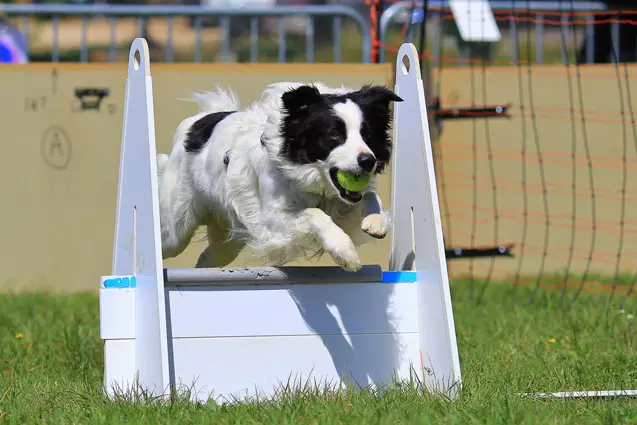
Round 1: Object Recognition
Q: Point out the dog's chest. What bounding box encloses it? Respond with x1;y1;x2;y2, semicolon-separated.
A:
318;197;357;219
286;192;352;217
289;191;322;210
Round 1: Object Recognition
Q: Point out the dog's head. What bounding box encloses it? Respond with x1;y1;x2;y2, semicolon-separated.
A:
277;83;403;204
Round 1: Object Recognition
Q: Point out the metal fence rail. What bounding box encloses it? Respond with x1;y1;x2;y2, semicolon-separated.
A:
0;4;371;63
1;2;623;65
378;0;611;64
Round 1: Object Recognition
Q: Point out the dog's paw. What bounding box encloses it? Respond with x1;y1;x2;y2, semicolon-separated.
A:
362;213;389;239
323;234;362;272
331;248;362;272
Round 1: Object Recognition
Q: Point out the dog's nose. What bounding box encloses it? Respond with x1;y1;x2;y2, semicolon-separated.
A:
357;153;377;173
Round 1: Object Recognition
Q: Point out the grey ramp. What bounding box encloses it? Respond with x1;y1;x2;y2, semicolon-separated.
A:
164;264;383;286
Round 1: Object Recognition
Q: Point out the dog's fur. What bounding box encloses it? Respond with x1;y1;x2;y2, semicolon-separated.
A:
157;81;403;271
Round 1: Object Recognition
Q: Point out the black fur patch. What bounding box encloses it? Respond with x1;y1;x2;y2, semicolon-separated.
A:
278;84;402;173
184;111;236;153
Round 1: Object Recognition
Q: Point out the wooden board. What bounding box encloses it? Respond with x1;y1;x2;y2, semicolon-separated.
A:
431;64;637;282
0;63;392;292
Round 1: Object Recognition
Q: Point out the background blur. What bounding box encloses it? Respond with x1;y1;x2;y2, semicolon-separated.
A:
0;0;633;64
2;0;637;307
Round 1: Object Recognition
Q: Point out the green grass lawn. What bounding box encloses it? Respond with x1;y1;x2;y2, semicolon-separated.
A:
0;280;635;424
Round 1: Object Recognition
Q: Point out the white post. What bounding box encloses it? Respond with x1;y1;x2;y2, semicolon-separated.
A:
110;38;170;399
390;43;462;397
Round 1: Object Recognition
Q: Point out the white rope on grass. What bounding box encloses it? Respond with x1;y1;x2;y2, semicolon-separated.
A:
520;390;637;399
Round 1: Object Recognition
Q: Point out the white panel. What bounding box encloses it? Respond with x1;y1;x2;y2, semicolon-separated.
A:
390;43;462;398
167;282;419;338
103;339;136;398
110;38;170;399
99;287;135;339
171;333;421;403
136;275;169;395
100;282;419;339
449;0;501;42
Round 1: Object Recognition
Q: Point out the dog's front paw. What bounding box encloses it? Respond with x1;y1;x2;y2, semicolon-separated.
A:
362;213;389;239
331;248;362;272
323;235;362;272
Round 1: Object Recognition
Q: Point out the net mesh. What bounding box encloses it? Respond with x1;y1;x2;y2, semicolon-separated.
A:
372;1;637;310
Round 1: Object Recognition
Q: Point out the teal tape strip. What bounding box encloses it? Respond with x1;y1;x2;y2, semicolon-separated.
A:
103;276;137;288
381;271;417;283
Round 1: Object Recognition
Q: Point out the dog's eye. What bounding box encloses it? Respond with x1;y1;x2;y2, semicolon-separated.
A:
330;131;341;141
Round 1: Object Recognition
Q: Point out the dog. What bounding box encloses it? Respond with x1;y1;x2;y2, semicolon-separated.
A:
157;81;403;271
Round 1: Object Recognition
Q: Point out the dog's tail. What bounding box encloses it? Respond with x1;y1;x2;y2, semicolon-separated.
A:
188;86;240;114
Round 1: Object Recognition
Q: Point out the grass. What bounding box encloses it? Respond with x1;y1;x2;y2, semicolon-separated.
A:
0;280;635;424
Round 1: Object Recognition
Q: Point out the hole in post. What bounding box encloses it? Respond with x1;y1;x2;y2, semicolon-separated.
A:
133;50;141;71
410;206;416;271
401;55;410;75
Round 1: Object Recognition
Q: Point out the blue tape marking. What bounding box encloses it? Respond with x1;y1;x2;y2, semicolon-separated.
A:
381;271;417;283
103;276;137;288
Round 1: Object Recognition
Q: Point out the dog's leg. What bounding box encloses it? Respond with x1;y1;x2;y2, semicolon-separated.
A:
252;208;361;271
360;191;390;240
157;150;202;259
303;208;362;272
195;219;246;268
160;206;200;259
195;241;245;268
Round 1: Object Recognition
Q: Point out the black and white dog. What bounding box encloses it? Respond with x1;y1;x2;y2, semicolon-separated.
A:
157;82;403;271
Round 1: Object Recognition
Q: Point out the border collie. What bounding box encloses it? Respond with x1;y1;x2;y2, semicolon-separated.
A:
157;82;403;271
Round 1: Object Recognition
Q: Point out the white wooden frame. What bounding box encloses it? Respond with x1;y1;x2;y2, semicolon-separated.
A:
99;39;461;404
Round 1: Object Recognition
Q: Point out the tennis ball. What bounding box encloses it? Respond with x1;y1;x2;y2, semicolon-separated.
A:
336;170;371;192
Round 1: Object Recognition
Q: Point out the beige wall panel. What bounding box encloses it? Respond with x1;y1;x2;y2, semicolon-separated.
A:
432;65;637;281
0;63;393;292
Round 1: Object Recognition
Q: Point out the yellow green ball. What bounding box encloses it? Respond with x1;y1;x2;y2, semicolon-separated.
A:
336;170;371;192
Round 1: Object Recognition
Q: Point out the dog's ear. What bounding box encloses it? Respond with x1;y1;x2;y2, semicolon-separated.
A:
358;85;403;104
281;85;323;112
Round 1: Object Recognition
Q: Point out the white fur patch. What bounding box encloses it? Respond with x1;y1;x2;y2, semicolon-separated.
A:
326;100;374;173
332;100;363;134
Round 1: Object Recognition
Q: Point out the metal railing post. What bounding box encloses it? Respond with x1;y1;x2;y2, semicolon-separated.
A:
1;4;372;64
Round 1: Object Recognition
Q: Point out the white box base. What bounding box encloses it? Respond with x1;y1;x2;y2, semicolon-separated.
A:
101;280;427;403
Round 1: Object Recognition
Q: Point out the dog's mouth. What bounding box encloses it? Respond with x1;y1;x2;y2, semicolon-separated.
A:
329;168;364;204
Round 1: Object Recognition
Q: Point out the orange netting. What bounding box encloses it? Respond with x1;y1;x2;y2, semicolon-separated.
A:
367;2;637;307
